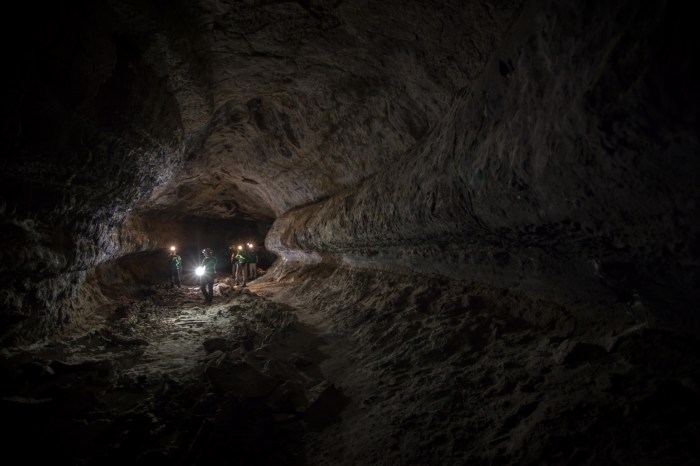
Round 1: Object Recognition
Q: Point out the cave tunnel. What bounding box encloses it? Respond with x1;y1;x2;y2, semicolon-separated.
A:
1;0;699;464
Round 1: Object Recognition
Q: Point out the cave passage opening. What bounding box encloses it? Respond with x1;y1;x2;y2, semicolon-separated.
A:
2;0;700;463
112;210;278;290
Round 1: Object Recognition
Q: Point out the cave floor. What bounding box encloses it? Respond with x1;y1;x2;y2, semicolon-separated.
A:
0;282;332;465
2;271;700;465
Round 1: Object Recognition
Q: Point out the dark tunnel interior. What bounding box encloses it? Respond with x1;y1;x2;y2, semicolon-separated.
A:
1;0;699;464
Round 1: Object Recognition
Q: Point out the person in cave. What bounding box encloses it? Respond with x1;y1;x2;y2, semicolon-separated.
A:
229;245;238;278
199;248;217;303
168;249;182;288
246;243;258;281
232;245;248;287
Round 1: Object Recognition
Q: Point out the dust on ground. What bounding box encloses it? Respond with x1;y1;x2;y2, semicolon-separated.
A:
2;267;700;465
0;281;337;465
256;264;700;466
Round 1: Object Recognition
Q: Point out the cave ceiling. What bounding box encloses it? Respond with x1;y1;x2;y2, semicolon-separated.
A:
147;0;523;222
4;0;521;224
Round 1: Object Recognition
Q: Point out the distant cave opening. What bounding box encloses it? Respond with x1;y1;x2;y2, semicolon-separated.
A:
109;211;277;291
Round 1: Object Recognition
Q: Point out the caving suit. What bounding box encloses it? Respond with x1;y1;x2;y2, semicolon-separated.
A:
200;256;217;302
246;249;258;280
169;254;182;288
234;252;247;286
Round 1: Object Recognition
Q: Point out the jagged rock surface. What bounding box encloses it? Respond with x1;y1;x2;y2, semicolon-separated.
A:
1;0;699;464
2;0;520;340
266;0;700;321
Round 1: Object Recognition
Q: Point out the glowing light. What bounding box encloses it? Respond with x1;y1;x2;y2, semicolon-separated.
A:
195;266;205;276
237;245;243;250
170;246;176;251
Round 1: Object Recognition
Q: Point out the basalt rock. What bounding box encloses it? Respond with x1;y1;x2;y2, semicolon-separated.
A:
0;0;699;463
2;0;522;341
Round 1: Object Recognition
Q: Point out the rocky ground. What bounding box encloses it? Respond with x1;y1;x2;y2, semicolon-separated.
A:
1;280;326;465
2;267;700;465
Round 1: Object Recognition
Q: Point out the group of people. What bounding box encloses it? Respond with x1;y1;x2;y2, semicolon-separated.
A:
166;243;259;304
230;243;258;287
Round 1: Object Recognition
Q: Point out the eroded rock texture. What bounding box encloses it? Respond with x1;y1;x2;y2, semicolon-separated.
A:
268;0;700;318
1;0;699;464
2;0;519;341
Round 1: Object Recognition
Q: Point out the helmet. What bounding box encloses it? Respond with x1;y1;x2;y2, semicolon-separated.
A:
202;248;213;255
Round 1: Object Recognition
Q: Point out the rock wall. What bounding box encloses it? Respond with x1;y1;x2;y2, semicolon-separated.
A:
266;0;700;322
0;0;188;343
2;0;698;342
1;0;521;343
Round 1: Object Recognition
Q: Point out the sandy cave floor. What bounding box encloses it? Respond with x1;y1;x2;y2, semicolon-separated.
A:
1;281;334;465
1;271;700;465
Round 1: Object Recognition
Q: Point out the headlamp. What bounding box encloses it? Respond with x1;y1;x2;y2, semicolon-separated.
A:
195;266;205;276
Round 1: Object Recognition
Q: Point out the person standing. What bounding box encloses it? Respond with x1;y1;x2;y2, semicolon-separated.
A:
246;243;258;281
230;245;238;279
168;248;182;288
199;248;217;303
233;245;248;287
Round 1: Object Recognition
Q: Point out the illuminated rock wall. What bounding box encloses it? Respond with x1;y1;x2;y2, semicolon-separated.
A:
267;0;700;319
2;0;698;341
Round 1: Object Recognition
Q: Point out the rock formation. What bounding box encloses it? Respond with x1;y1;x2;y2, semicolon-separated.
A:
1;0;698;464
